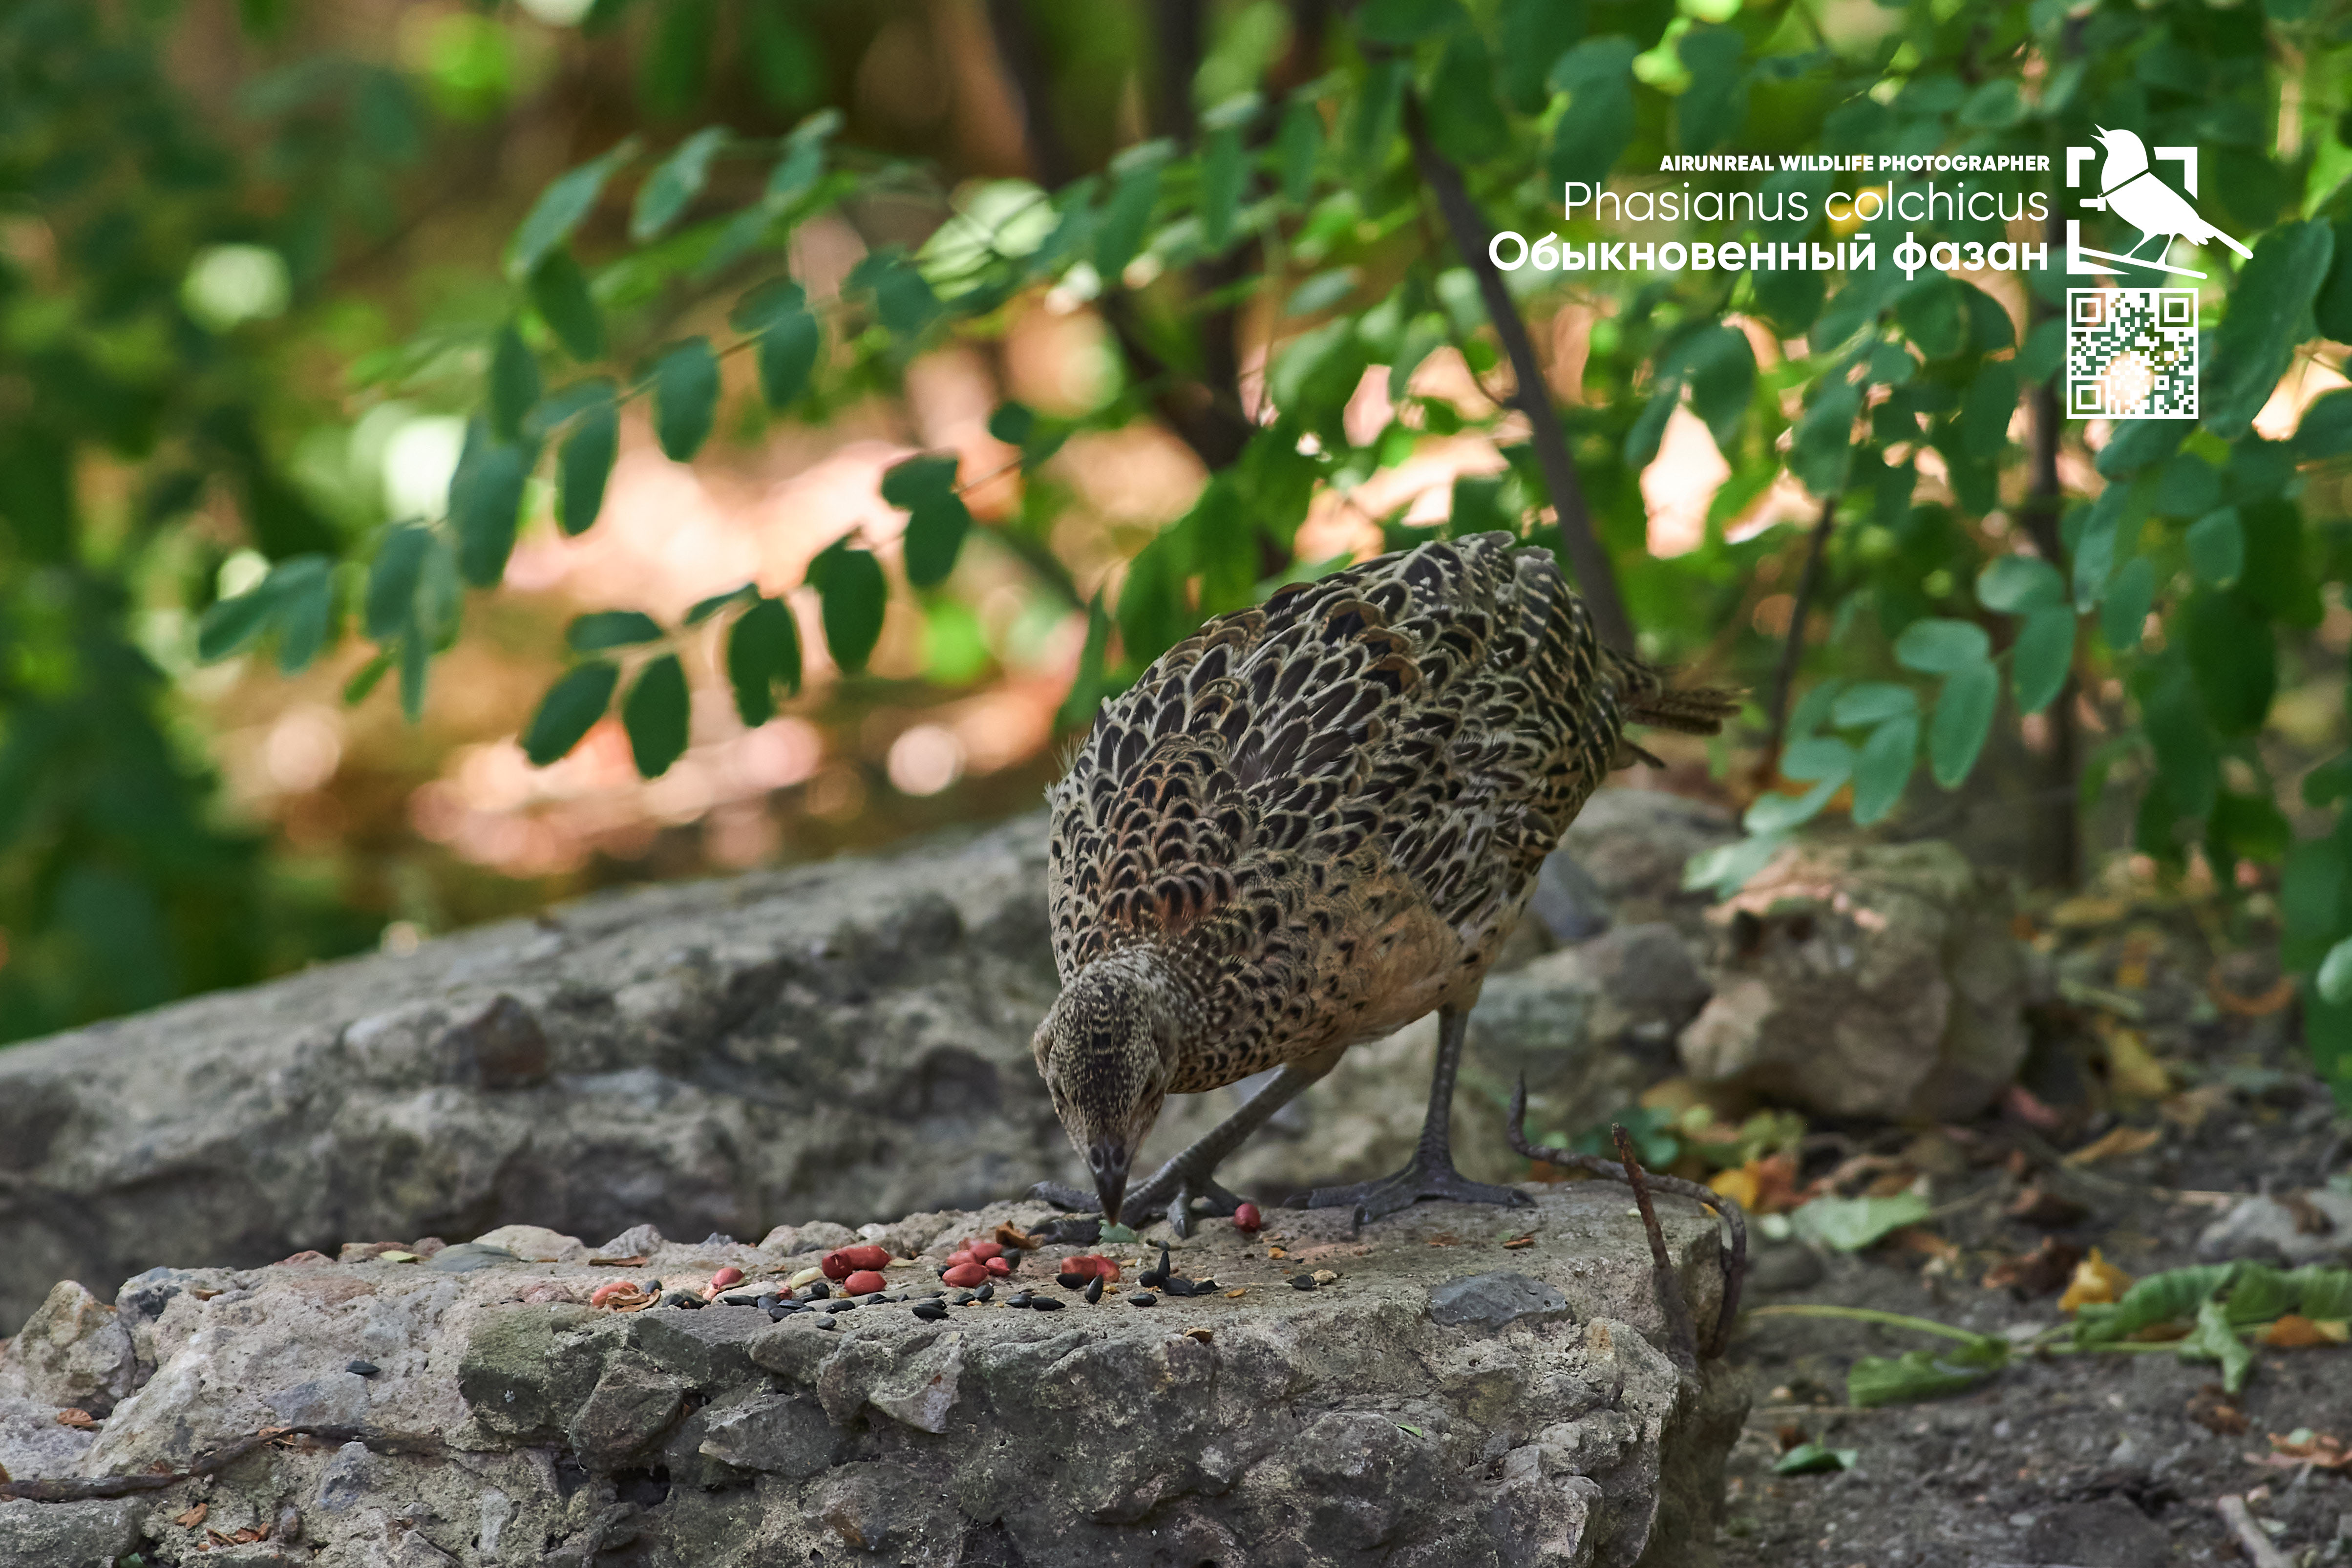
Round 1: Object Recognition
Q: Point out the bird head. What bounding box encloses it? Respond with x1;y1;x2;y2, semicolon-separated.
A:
2093;126;2148;169
1032;963;1175;1225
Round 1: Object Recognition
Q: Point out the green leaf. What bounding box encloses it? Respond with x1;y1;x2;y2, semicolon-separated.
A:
2204;219;2335;440
652;337;720;461
1743;777;1840;834
1199;122;1246;252
1831;682;1917;728
567;610;664;650
808;538;886;673
2296;1267;2352;1321
2093;418;2185;483
1547;38;1636;188
1788;376;1861;498
1497;0;1586;112
685;583;755;626
904;494;973;589
621;652;690;777
1781;735;1854;784
1683;831;1786;898
557;399;618;537
1275;96;1324;205
487;324;540;444
1356;0;1465;43
726;595;801;726
1849;1341;2005;1408
2138;652;2219;822
1977;555;2064;614
1675;25;1747;153
752;307;820;409
2071;486;2129;610
631;126;727;242
1424;33;1511;165
1851;713;1917;826
2292;388;2352;459
2304;754;2352;809
1094;149;1166;281
2319;938;2352;1006
528;250;605;361
1960;360;2017;462
2185;508;2244;587
2101;555;2157;653
507;138;639;281
2182;589;2276;737
448;426;530;587
2012;605;2074;715
1772;1442;1859;1476
522;660;619;764
365;525;431;641
343;648;395;705
273;559;336;674
1895;275;1965;360
1791;1191;1930;1252
1893;618;1990;674
1928;659;1997;788
880;452;959;508
2179;1297;2254;1396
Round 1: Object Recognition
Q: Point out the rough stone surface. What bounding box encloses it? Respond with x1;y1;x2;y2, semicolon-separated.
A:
0;790;1726;1335
1675;840;2028;1121
2194;1189;2352;1266
0;1280;138;1415
0;1188;1741;1567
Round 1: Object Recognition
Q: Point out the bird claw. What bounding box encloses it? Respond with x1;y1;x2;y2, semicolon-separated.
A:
1028;1180;1100;1211
1293;1156;1532;1225
1125;1168;1244;1239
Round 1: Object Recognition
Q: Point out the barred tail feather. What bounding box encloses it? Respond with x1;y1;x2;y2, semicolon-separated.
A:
1605;651;1744;736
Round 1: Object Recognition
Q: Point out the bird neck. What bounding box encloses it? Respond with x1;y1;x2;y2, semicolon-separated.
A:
1084;942;1214;1061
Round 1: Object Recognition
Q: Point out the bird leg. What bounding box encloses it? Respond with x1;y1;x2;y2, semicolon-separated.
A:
1031;1054;1338;1238
1295;1005;1531;1226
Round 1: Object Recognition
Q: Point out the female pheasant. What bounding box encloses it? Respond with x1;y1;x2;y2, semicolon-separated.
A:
1031;531;1738;1234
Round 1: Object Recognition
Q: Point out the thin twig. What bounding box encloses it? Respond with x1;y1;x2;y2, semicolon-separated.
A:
1399;93;1632;653
1508;1076;1745;1358
1614;1122;1699;1374
2216;1494;2296;1568
0;1424;444;1503
1763;492;1839;764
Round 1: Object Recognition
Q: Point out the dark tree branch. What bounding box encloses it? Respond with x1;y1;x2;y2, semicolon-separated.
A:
984;0;1077;187
1614;1122;1699;1375
1400;92;1634;652
1147;0;1204;146
1763;493;1839;763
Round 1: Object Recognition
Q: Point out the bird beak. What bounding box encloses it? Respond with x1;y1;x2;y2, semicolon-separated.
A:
1089;1140;1129;1226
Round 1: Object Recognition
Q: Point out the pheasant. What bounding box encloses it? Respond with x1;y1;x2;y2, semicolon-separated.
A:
1030;531;1739;1235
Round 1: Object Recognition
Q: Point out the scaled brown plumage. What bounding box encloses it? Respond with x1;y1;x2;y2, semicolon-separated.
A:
1031;531;1738;1231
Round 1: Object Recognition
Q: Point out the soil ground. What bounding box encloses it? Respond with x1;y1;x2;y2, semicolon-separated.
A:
1708;905;2351;1568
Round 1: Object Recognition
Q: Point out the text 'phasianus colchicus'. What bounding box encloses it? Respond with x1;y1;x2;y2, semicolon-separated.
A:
1030;532;1738;1233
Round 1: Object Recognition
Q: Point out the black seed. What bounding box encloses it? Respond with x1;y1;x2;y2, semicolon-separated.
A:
1157;1244;1172;1277
1139;1269;1168;1289
1290;1273;1317;1291
1084;1275;1104;1304
755;1293;781;1311
1058;1271;1088;1290
1007;1291;1033;1308
976;1283;995;1302
800;1285;831;1303
912;1302;948;1321
813;1314;839;1330
949;1292;976;1306
719;1294;759;1307
345;1360;379;1377
825;1299;858;1313
767;1306;793;1323
1129;1292;1158;1307
1031;1296;1065;1312
663;1291;704;1309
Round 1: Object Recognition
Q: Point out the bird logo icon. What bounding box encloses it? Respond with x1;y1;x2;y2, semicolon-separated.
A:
2068;128;2248;279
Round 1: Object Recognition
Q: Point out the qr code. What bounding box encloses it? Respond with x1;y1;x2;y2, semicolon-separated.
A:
2066;288;2197;420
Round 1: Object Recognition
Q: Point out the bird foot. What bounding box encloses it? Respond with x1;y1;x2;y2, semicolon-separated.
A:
1124;1165;1244;1240
1029;1180;1098;1211
1293;1153;1532;1228
1028;1169;1245;1239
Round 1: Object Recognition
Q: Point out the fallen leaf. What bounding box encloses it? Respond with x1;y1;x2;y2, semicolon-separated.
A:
1223;1288;1247;1299
1772;1441;1859;1475
2007;1184;2090;1228
2260;1314;2350;1348
1265;1246;1288;1259
1500;1232;1536;1250
2210;966;2296;1017
231;1526;266;1544
1889;1228;1961;1265
1183;1327;1212;1342
2278;1193;2338;1237
1774;1424;1810;1453
2100;1024;2172;1100
1397;1422;1425;1438
2260;1429;2352;1468
1711;1152;1803;1214
1790;1192;1931;1252
1424;1233;1459;1247
993;1223;1039;1250
586;1255;646;1268
173;1503;208;1529
53;1408;95;1429
2057;1247;2132;1313
1986;1236;2085;1297
189;1287;223;1301
2187;1384;2248;1435
2002;1083;2066;1130
2160;1084;2232;1131
2064;1125;2163;1166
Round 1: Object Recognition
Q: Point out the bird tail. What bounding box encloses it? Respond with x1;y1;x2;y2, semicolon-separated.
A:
1605;650;1745;736
2210;227;2253;260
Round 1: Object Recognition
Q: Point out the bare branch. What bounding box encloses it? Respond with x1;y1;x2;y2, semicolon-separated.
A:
1763;493;1839;763
1400;92;1633;652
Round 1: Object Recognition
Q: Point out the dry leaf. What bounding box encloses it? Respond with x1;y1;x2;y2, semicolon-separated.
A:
1424;1233;1459;1247
173;1503;208;1529
2259;1430;2352;1468
1501;1232;1537;1250
2058;1247;2133;1314
2261;1315;2351;1348
1984;1236;2084;1296
1183;1327;1212;1342
1265;1246;1288;1259
231;1526;266;1544
2160;1084;2231;1131
2100;1024;2172;1100
1888;1228;1960;1265
1223;1288;1246;1298
2064;1124;2163;1166
993;1223;1039;1250
2189;1387;2249;1436
1711;1152;1803;1215
586;1255;646;1268
53;1408;95;1429
2210;966;2296;1017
